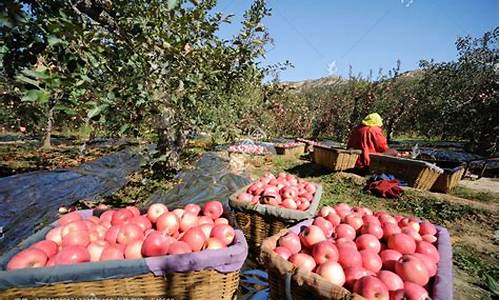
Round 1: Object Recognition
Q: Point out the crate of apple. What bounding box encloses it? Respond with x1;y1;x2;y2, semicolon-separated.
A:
5;201;238;271
236;172;318;211
228;144;269;155
275;142;305;149
263;203;449;300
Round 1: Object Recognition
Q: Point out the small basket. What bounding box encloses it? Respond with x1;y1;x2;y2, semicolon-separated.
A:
275;143;306;156
312;145;361;171
424;160;465;193
0;209;246;299
229;184;322;259
369;154;443;191
261;219;453;300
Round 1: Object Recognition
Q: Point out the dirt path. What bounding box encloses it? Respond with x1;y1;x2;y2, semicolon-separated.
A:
459;177;499;194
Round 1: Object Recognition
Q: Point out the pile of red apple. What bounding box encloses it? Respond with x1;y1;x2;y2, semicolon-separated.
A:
273;203;441;300
236;172;316;211
275;142;304;149
6;201;236;271
228;144;269;155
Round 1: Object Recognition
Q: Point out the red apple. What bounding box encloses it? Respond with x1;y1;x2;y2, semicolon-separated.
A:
379;214;397;225
129;215;152;232
100;245;125;261
387;233;416;254
313;217;334;237
62;230;90;248
298;200;310;211
184;203;201;216
141;231;171;257
180;212;199;232
58;212;82;226
335;238;357;249
281;198;298;209
198;216;214;225
124;239;144;259
395;255;430;286
411;253;437;277
318;206;336;218
312;240;339;264
89;224;108;242
344;267;374;288
363;215;382;227
198;223;214;239
422;234;437;243
61;221;88;237
356;234;382;253
273;246;293;260
157;212;180;236
88;240;108;262
360;249;383;273
419;221;437;236
172;208;184;219
86;216;101;224
99;210;115;224
117;223;144;245
300;225;326;248
326;213;341;227
316;261;345;286
214;218;229;225
415;241;440;263
105;225;122;244
181;227;207;251
289;253;316;272
281;186;298;199
210;224;235;246
31;240;58;257
7;248;48;270
147;203;169;223
54;246;90;265
360;223;383;240
305;183;316;194
377;270;404;291
111;208;134;225
46;226;63;245
335;224;356;241
337;247;362;269
353;275;389;300
279;232;302;254
382;223;402;240
126;206;141;217
168;241;193;255
238;192;253;202
401;227;422;242
203;201;224;220
204;237;226;250
344;213;364;231
380;249;403;271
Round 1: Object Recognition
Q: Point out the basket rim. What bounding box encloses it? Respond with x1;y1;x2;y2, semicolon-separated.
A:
312;144;362;154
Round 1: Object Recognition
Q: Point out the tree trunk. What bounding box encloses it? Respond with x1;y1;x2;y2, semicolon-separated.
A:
155;104;186;174
41;106;55;149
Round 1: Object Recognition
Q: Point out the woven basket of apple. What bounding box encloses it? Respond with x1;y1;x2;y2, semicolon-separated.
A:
312;145;362;171
229;172;322;260
0;201;247;299
275;142;306;156
260;203;453;300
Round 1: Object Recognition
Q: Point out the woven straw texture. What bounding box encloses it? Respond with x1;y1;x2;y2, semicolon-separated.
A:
369;154;442;191
312;146;361;171
261;227;363;300
431;166;465;193
1;270;239;299
275;144;306;156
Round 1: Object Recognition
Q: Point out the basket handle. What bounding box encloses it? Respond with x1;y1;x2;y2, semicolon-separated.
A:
285;271;294;300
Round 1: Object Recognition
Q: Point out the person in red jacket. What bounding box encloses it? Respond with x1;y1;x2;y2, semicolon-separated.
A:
347;113;398;172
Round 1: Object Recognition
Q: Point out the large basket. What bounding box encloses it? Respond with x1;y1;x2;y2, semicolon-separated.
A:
275;143;306;156
369;154;443;191
1;270;239;299
261;219;453;300
229;184;322;259
312;145;361;171
0;209;246;299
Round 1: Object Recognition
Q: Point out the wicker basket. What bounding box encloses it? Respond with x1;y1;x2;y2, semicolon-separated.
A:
261;220;361;300
229;183;322;260
0;209;245;299
422;160;465;193
369;154;443;191
312;145;361;171
1;270;239;299
275;143;306;156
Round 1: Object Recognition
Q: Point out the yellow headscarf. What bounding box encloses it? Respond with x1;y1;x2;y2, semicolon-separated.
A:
361;113;383;127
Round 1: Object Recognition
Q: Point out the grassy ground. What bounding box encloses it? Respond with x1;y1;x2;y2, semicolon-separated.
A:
243;153;499;299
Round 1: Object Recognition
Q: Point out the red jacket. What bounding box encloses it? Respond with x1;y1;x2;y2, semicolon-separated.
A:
347;125;388;168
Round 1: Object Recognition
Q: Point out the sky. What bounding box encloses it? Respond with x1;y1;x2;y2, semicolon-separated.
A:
214;0;499;81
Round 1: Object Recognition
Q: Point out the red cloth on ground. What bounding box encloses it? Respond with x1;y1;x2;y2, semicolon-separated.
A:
366;179;403;198
347;125;389;168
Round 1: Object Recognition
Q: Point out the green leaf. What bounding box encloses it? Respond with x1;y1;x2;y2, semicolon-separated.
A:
16;74;40;87
22;68;50;80
119;124;129;134
22;89;49;103
87;104;108;119
47;35;65;46
54;105;76;115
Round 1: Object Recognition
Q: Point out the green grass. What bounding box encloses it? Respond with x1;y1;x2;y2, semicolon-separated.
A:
451;186;499;203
